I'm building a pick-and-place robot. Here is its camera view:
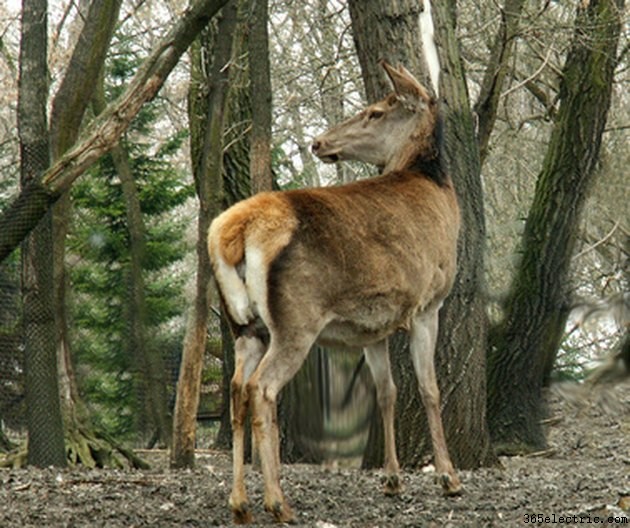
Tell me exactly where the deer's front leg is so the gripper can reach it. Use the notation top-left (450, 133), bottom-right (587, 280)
top-left (410, 309), bottom-right (462, 496)
top-left (364, 340), bottom-right (402, 495)
top-left (230, 336), bottom-right (265, 524)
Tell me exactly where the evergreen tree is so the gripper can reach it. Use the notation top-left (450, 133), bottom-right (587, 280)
top-left (68, 44), bottom-right (193, 442)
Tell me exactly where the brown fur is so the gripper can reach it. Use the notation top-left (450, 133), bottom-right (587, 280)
top-left (211, 192), bottom-right (297, 268)
top-left (266, 172), bottom-right (459, 341)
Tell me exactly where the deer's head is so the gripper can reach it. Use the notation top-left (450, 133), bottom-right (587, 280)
top-left (312, 61), bottom-right (436, 172)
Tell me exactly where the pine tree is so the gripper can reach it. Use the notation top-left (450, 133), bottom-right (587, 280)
top-left (68, 44), bottom-right (193, 442)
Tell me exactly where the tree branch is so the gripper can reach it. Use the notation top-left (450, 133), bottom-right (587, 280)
top-left (473, 0), bottom-right (527, 165)
top-left (0, 0), bottom-right (230, 263)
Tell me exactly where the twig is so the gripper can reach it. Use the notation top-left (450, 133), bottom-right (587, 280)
top-left (573, 220), bottom-right (621, 260)
top-left (501, 44), bottom-right (554, 99)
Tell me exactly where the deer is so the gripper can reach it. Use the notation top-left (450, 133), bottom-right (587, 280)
top-left (208, 60), bottom-right (462, 524)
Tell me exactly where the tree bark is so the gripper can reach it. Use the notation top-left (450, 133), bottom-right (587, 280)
top-left (0, 0), bottom-right (231, 264)
top-left (431, 0), bottom-right (497, 469)
top-left (487, 0), bottom-right (624, 453)
top-left (49, 0), bottom-right (121, 160)
top-left (350, 0), bottom-right (495, 470)
top-left (247, 0), bottom-right (273, 194)
top-left (171, 1), bottom-right (238, 469)
top-left (117, 144), bottom-right (173, 447)
top-left (348, 0), bottom-right (429, 100)
top-left (215, 15), bottom-right (253, 448)
top-left (18, 0), bottom-right (66, 468)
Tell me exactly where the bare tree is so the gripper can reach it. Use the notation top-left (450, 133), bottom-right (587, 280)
top-left (487, 0), bottom-right (625, 452)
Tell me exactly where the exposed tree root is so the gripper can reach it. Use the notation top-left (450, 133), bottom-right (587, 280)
top-left (0, 429), bottom-right (18, 453)
top-left (0, 447), bottom-right (27, 468)
top-left (0, 427), bottom-right (149, 470)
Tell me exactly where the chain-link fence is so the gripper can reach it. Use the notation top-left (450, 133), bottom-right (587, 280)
top-left (0, 148), bottom-right (225, 461)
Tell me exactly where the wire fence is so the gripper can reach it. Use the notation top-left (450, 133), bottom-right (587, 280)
top-left (0, 158), bottom-right (225, 454)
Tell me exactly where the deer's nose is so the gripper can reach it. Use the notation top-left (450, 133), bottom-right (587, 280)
top-left (311, 139), bottom-right (322, 153)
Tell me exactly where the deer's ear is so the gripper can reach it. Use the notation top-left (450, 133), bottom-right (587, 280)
top-left (380, 60), bottom-right (431, 109)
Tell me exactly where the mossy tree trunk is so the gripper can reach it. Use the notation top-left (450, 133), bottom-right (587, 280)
top-left (214, 11), bottom-right (253, 449)
top-left (49, 0), bottom-right (124, 467)
top-left (18, 0), bottom-right (67, 469)
top-left (487, 0), bottom-right (625, 453)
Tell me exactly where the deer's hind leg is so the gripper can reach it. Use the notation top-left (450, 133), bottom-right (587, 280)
top-left (230, 334), bottom-right (265, 524)
top-left (246, 326), bottom-right (320, 524)
top-left (409, 307), bottom-right (461, 496)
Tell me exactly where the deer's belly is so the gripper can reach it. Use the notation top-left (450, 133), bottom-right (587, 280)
top-left (317, 295), bottom-right (414, 347)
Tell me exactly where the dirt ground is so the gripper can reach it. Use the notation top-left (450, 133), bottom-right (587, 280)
top-left (1, 383), bottom-right (629, 527)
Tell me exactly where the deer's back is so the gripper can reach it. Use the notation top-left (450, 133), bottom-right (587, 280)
top-left (270, 172), bottom-right (459, 343)
top-left (210, 170), bottom-right (459, 344)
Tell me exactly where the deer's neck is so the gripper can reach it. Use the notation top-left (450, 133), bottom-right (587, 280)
top-left (383, 121), bottom-right (447, 187)
top-left (383, 135), bottom-right (450, 187)
top-left (384, 131), bottom-right (437, 173)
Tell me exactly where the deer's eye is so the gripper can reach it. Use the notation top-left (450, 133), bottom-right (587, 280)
top-left (368, 110), bottom-right (384, 120)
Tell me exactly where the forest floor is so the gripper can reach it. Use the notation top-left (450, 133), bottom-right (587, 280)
top-left (1, 382), bottom-right (629, 527)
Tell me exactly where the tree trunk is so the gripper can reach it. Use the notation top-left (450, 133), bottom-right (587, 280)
top-left (350, 0), bottom-right (495, 470)
top-left (171, 2), bottom-right (239, 468)
top-left (348, 0), bottom-right (429, 97)
top-left (431, 0), bottom-right (497, 469)
top-left (247, 0), bottom-right (273, 194)
top-left (48, 0), bottom-right (125, 468)
top-left (487, 0), bottom-right (624, 453)
top-left (18, 0), bottom-right (66, 468)
top-left (0, 0), bottom-right (231, 264)
top-left (114, 143), bottom-right (172, 447)
top-left (215, 18), bottom-right (253, 448)
top-left (90, 68), bottom-right (172, 448)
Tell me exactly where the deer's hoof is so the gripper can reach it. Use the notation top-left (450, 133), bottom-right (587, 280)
top-left (382, 473), bottom-right (403, 496)
top-left (231, 501), bottom-right (253, 525)
top-left (439, 472), bottom-right (462, 496)
top-left (266, 499), bottom-right (296, 524)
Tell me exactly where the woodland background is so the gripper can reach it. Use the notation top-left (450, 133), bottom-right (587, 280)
top-left (0, 0), bottom-right (627, 482)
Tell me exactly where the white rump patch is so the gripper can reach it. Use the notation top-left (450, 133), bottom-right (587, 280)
top-left (419, 0), bottom-right (440, 97)
top-left (213, 252), bottom-right (253, 325)
top-left (244, 245), bottom-right (272, 326)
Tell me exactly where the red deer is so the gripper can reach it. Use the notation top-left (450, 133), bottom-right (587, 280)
top-left (208, 60), bottom-right (461, 524)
